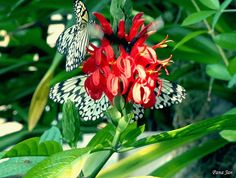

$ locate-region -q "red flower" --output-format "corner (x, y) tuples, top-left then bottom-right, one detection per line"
(82, 12), (172, 107)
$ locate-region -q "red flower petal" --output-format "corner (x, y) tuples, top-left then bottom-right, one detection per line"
(118, 19), (125, 38)
(128, 19), (145, 42)
(93, 12), (113, 35)
(84, 76), (103, 100)
(132, 12), (144, 23)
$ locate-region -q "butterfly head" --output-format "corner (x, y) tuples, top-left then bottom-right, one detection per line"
(74, 0), (88, 23)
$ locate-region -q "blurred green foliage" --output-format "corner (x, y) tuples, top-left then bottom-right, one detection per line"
(0, 0), (236, 176)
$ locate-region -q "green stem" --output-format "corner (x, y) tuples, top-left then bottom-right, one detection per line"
(88, 130), (121, 178)
(191, 0), (229, 66)
(223, 9), (236, 13)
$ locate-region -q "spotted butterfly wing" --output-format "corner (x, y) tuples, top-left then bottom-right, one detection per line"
(56, 0), (89, 71)
(49, 75), (145, 121)
(154, 79), (186, 109)
(49, 75), (110, 121)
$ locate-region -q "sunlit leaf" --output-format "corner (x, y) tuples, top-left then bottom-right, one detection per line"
(28, 70), (53, 131)
(151, 138), (227, 177)
(198, 0), (220, 10)
(182, 11), (216, 26)
(28, 53), (62, 131)
(0, 156), (45, 178)
(220, 130), (236, 142)
(3, 137), (62, 158)
(24, 148), (90, 178)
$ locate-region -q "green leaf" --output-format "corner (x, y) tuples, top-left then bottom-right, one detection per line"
(212, 0), (232, 28)
(28, 70), (53, 131)
(151, 138), (227, 178)
(87, 124), (115, 148)
(3, 137), (62, 158)
(28, 53), (62, 131)
(105, 106), (122, 126)
(224, 108), (236, 115)
(206, 64), (232, 81)
(128, 113), (236, 149)
(173, 30), (207, 50)
(97, 135), (202, 178)
(0, 156), (46, 178)
(98, 114), (236, 178)
(24, 148), (90, 178)
(113, 95), (125, 112)
(198, 0), (220, 10)
(120, 122), (145, 146)
(40, 126), (62, 145)
(214, 33), (236, 51)
(62, 100), (80, 148)
(228, 57), (236, 75)
(182, 11), (216, 26)
(83, 124), (115, 177)
(110, 0), (133, 30)
(220, 130), (236, 142)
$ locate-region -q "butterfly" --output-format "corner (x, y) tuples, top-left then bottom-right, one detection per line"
(56, 0), (89, 71)
(49, 75), (186, 121)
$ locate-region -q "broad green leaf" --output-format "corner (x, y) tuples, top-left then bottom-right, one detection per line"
(126, 114), (236, 149)
(28, 53), (62, 131)
(220, 130), (236, 142)
(113, 95), (125, 112)
(206, 64), (231, 81)
(98, 114), (236, 177)
(198, 0), (220, 10)
(82, 124), (115, 177)
(173, 30), (207, 50)
(24, 148), (90, 178)
(110, 0), (133, 30)
(0, 156), (45, 178)
(28, 70), (53, 131)
(182, 11), (216, 26)
(212, 0), (232, 28)
(214, 33), (236, 51)
(3, 137), (62, 158)
(40, 126), (62, 145)
(228, 57), (236, 75)
(120, 122), (145, 146)
(151, 138), (227, 178)
(97, 135), (202, 178)
(224, 108), (236, 115)
(62, 100), (80, 148)
(87, 124), (115, 148)
(83, 151), (112, 177)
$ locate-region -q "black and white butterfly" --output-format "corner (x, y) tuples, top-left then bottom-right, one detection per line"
(56, 0), (89, 71)
(49, 75), (186, 121)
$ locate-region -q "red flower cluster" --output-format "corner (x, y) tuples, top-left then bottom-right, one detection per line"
(82, 12), (172, 108)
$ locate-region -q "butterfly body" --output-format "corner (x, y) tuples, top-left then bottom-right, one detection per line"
(57, 0), (89, 71)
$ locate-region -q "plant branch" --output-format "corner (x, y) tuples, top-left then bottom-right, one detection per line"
(191, 0), (229, 66)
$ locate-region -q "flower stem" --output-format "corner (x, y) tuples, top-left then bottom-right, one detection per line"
(88, 128), (122, 178)
(191, 0), (229, 66)
(223, 9), (236, 13)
